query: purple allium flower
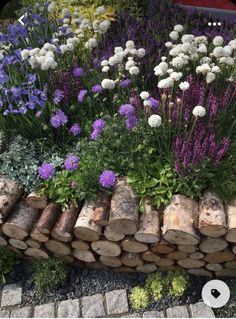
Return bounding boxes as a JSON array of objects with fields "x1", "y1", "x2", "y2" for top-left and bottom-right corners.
[
  {"x1": 38, "y1": 163, "x2": 55, "y2": 179},
  {"x1": 19, "y1": 106, "x2": 27, "y2": 114},
  {"x1": 50, "y1": 109, "x2": 68, "y2": 128},
  {"x1": 64, "y1": 154, "x2": 80, "y2": 171},
  {"x1": 119, "y1": 104, "x2": 135, "y2": 116},
  {"x1": 126, "y1": 115, "x2": 138, "y2": 130},
  {"x1": 119, "y1": 78, "x2": 132, "y2": 88},
  {"x1": 70, "y1": 123, "x2": 82, "y2": 136},
  {"x1": 92, "y1": 84, "x2": 103, "y2": 93},
  {"x1": 91, "y1": 129, "x2": 100, "y2": 140},
  {"x1": 99, "y1": 170, "x2": 116, "y2": 188},
  {"x1": 73, "y1": 67, "x2": 84, "y2": 77},
  {"x1": 28, "y1": 74, "x2": 36, "y2": 83},
  {"x1": 92, "y1": 119, "x2": 106, "y2": 130},
  {"x1": 78, "y1": 89, "x2": 87, "y2": 102},
  {"x1": 53, "y1": 89, "x2": 64, "y2": 104},
  {"x1": 148, "y1": 97, "x2": 160, "y2": 109},
  {"x1": 0, "y1": 71, "x2": 9, "y2": 85}
]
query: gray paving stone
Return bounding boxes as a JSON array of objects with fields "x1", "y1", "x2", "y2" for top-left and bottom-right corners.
[
  {"x1": 166, "y1": 305, "x2": 189, "y2": 318},
  {"x1": 143, "y1": 310, "x2": 165, "y2": 318},
  {"x1": 105, "y1": 289, "x2": 129, "y2": 315},
  {"x1": 1, "y1": 284, "x2": 22, "y2": 307},
  {"x1": 10, "y1": 306, "x2": 32, "y2": 318},
  {"x1": 57, "y1": 299, "x2": 80, "y2": 318},
  {"x1": 81, "y1": 294, "x2": 105, "y2": 318},
  {"x1": 34, "y1": 303, "x2": 55, "y2": 318},
  {"x1": 190, "y1": 302, "x2": 215, "y2": 318},
  {"x1": 122, "y1": 313, "x2": 141, "y2": 318},
  {"x1": 0, "y1": 310, "x2": 10, "y2": 318}
]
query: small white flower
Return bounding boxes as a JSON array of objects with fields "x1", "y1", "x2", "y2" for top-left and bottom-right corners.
[
  {"x1": 129, "y1": 66, "x2": 139, "y2": 75},
  {"x1": 130, "y1": 48, "x2": 138, "y2": 56},
  {"x1": 108, "y1": 56, "x2": 117, "y2": 66},
  {"x1": 198, "y1": 43, "x2": 207, "y2": 53},
  {"x1": 212, "y1": 66, "x2": 221, "y2": 73},
  {"x1": 148, "y1": 114, "x2": 162, "y2": 127},
  {"x1": 169, "y1": 31, "x2": 179, "y2": 41},
  {"x1": 126, "y1": 40, "x2": 135, "y2": 50},
  {"x1": 158, "y1": 77, "x2": 174, "y2": 89},
  {"x1": 102, "y1": 66, "x2": 110, "y2": 72},
  {"x1": 99, "y1": 20, "x2": 111, "y2": 32},
  {"x1": 48, "y1": 1, "x2": 57, "y2": 13},
  {"x1": 114, "y1": 46, "x2": 123, "y2": 54},
  {"x1": 213, "y1": 36, "x2": 224, "y2": 46},
  {"x1": 96, "y1": 6, "x2": 106, "y2": 15},
  {"x1": 101, "y1": 59, "x2": 109, "y2": 66},
  {"x1": 101, "y1": 79, "x2": 115, "y2": 90},
  {"x1": 192, "y1": 105, "x2": 206, "y2": 117},
  {"x1": 229, "y1": 39, "x2": 236, "y2": 50},
  {"x1": 165, "y1": 42, "x2": 173, "y2": 48},
  {"x1": 224, "y1": 57, "x2": 234, "y2": 65},
  {"x1": 213, "y1": 46, "x2": 224, "y2": 58},
  {"x1": 206, "y1": 72, "x2": 216, "y2": 84},
  {"x1": 140, "y1": 91, "x2": 150, "y2": 100},
  {"x1": 174, "y1": 24, "x2": 184, "y2": 32},
  {"x1": 170, "y1": 72, "x2": 182, "y2": 81},
  {"x1": 179, "y1": 81, "x2": 190, "y2": 91},
  {"x1": 223, "y1": 45, "x2": 233, "y2": 57},
  {"x1": 161, "y1": 56, "x2": 167, "y2": 61},
  {"x1": 21, "y1": 49, "x2": 30, "y2": 60},
  {"x1": 137, "y1": 48, "x2": 146, "y2": 58},
  {"x1": 143, "y1": 100, "x2": 152, "y2": 107},
  {"x1": 125, "y1": 60, "x2": 136, "y2": 70},
  {"x1": 181, "y1": 34, "x2": 194, "y2": 43},
  {"x1": 171, "y1": 56, "x2": 184, "y2": 68}
]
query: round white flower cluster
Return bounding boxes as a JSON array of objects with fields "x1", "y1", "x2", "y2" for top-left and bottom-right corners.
[
  {"x1": 140, "y1": 91, "x2": 151, "y2": 107},
  {"x1": 148, "y1": 114, "x2": 162, "y2": 127},
  {"x1": 101, "y1": 79, "x2": 116, "y2": 90},
  {"x1": 192, "y1": 105, "x2": 206, "y2": 117},
  {"x1": 154, "y1": 27, "x2": 236, "y2": 86}
]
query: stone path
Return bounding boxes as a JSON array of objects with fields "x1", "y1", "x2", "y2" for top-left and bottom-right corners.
[{"x1": 0, "y1": 284, "x2": 215, "y2": 318}]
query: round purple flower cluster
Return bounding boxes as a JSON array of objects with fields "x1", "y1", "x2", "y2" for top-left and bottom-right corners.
[
  {"x1": 70, "y1": 123, "x2": 81, "y2": 136},
  {"x1": 119, "y1": 79, "x2": 132, "y2": 88},
  {"x1": 73, "y1": 67, "x2": 84, "y2": 77},
  {"x1": 118, "y1": 103, "x2": 138, "y2": 130},
  {"x1": 38, "y1": 163, "x2": 55, "y2": 180},
  {"x1": 50, "y1": 109, "x2": 68, "y2": 128},
  {"x1": 92, "y1": 84, "x2": 103, "y2": 94},
  {"x1": 64, "y1": 154, "x2": 80, "y2": 171},
  {"x1": 91, "y1": 119, "x2": 106, "y2": 140},
  {"x1": 99, "y1": 170, "x2": 116, "y2": 188},
  {"x1": 78, "y1": 89, "x2": 87, "y2": 102}
]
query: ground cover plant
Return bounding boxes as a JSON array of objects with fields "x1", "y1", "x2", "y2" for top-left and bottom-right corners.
[
  {"x1": 0, "y1": 0, "x2": 236, "y2": 210},
  {"x1": 0, "y1": 247, "x2": 16, "y2": 284}
]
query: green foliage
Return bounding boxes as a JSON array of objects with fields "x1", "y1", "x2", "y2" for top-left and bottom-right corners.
[
  {"x1": 130, "y1": 287, "x2": 149, "y2": 310},
  {"x1": 31, "y1": 258, "x2": 68, "y2": 295},
  {"x1": 0, "y1": 247, "x2": 15, "y2": 284},
  {"x1": 164, "y1": 271, "x2": 190, "y2": 297},
  {"x1": 145, "y1": 272, "x2": 163, "y2": 301},
  {"x1": 0, "y1": 131, "x2": 9, "y2": 154}
]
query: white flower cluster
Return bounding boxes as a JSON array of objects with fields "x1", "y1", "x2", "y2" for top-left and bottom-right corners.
[
  {"x1": 100, "y1": 40, "x2": 145, "y2": 76},
  {"x1": 154, "y1": 25, "x2": 236, "y2": 86},
  {"x1": 148, "y1": 114, "x2": 162, "y2": 127},
  {"x1": 192, "y1": 105, "x2": 206, "y2": 117},
  {"x1": 140, "y1": 91, "x2": 151, "y2": 107}
]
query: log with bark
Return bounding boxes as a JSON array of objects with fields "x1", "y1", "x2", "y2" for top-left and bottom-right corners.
[
  {"x1": 24, "y1": 247, "x2": 49, "y2": 259},
  {"x1": 3, "y1": 202, "x2": 39, "y2": 239},
  {"x1": 104, "y1": 226, "x2": 125, "y2": 242},
  {"x1": 189, "y1": 252, "x2": 205, "y2": 260},
  {"x1": 150, "y1": 240, "x2": 176, "y2": 254},
  {"x1": 51, "y1": 205, "x2": 80, "y2": 242},
  {"x1": 187, "y1": 268, "x2": 213, "y2": 277},
  {"x1": 91, "y1": 240, "x2": 121, "y2": 257},
  {"x1": 178, "y1": 245, "x2": 197, "y2": 253},
  {"x1": 26, "y1": 239, "x2": 41, "y2": 249},
  {"x1": 198, "y1": 191, "x2": 227, "y2": 238},
  {"x1": 199, "y1": 237, "x2": 228, "y2": 253},
  {"x1": 224, "y1": 260, "x2": 236, "y2": 269},
  {"x1": 226, "y1": 198, "x2": 236, "y2": 243},
  {"x1": 74, "y1": 202, "x2": 101, "y2": 241},
  {"x1": 0, "y1": 235, "x2": 7, "y2": 246},
  {"x1": 205, "y1": 263, "x2": 223, "y2": 271},
  {"x1": 44, "y1": 239, "x2": 71, "y2": 256},
  {"x1": 71, "y1": 240, "x2": 90, "y2": 250},
  {"x1": 141, "y1": 251, "x2": 160, "y2": 263},
  {"x1": 134, "y1": 197, "x2": 160, "y2": 243},
  {"x1": 109, "y1": 178, "x2": 138, "y2": 235},
  {"x1": 93, "y1": 193, "x2": 111, "y2": 226},
  {"x1": 9, "y1": 238, "x2": 28, "y2": 250},
  {"x1": 136, "y1": 264, "x2": 157, "y2": 273},
  {"x1": 85, "y1": 261, "x2": 109, "y2": 271},
  {"x1": 167, "y1": 251, "x2": 188, "y2": 260},
  {"x1": 121, "y1": 238, "x2": 148, "y2": 253},
  {"x1": 204, "y1": 250, "x2": 235, "y2": 263},
  {"x1": 162, "y1": 195, "x2": 200, "y2": 245},
  {"x1": 177, "y1": 258, "x2": 205, "y2": 268},
  {"x1": 121, "y1": 252, "x2": 144, "y2": 267},
  {"x1": 73, "y1": 249, "x2": 96, "y2": 262},
  {"x1": 0, "y1": 177, "x2": 22, "y2": 225},
  {"x1": 155, "y1": 258, "x2": 175, "y2": 267},
  {"x1": 25, "y1": 192, "x2": 48, "y2": 209},
  {"x1": 215, "y1": 269, "x2": 236, "y2": 277},
  {"x1": 30, "y1": 227, "x2": 49, "y2": 242},
  {"x1": 36, "y1": 203, "x2": 61, "y2": 234},
  {"x1": 100, "y1": 256, "x2": 122, "y2": 267},
  {"x1": 232, "y1": 245, "x2": 236, "y2": 255}
]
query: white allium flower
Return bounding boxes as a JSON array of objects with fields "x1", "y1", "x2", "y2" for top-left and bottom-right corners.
[
  {"x1": 158, "y1": 77, "x2": 174, "y2": 89},
  {"x1": 161, "y1": 56, "x2": 167, "y2": 61},
  {"x1": 192, "y1": 105, "x2": 206, "y2": 117},
  {"x1": 169, "y1": 31, "x2": 179, "y2": 41},
  {"x1": 96, "y1": 6, "x2": 106, "y2": 15},
  {"x1": 224, "y1": 57, "x2": 234, "y2": 65},
  {"x1": 114, "y1": 46, "x2": 123, "y2": 54},
  {"x1": 137, "y1": 48, "x2": 146, "y2": 58},
  {"x1": 62, "y1": 8, "x2": 70, "y2": 17},
  {"x1": 165, "y1": 42, "x2": 173, "y2": 48},
  {"x1": 29, "y1": 48, "x2": 40, "y2": 56},
  {"x1": 114, "y1": 52, "x2": 124, "y2": 63},
  {"x1": 196, "y1": 63, "x2": 211, "y2": 74},
  {"x1": 108, "y1": 56, "x2": 117, "y2": 66},
  {"x1": 198, "y1": 43, "x2": 207, "y2": 53},
  {"x1": 229, "y1": 39, "x2": 236, "y2": 50},
  {"x1": 169, "y1": 44, "x2": 182, "y2": 56},
  {"x1": 181, "y1": 34, "x2": 194, "y2": 43},
  {"x1": 130, "y1": 48, "x2": 138, "y2": 56},
  {"x1": 63, "y1": 18, "x2": 70, "y2": 24},
  {"x1": 167, "y1": 68, "x2": 174, "y2": 74},
  {"x1": 48, "y1": 1, "x2": 57, "y2": 13},
  {"x1": 189, "y1": 53, "x2": 199, "y2": 61},
  {"x1": 223, "y1": 45, "x2": 233, "y2": 57},
  {"x1": 123, "y1": 48, "x2": 130, "y2": 56},
  {"x1": 99, "y1": 20, "x2": 111, "y2": 32},
  {"x1": 213, "y1": 36, "x2": 224, "y2": 46},
  {"x1": 148, "y1": 114, "x2": 162, "y2": 128},
  {"x1": 212, "y1": 66, "x2": 221, "y2": 73},
  {"x1": 140, "y1": 91, "x2": 150, "y2": 100},
  {"x1": 206, "y1": 72, "x2": 216, "y2": 83},
  {"x1": 129, "y1": 66, "x2": 140, "y2": 75},
  {"x1": 195, "y1": 35, "x2": 208, "y2": 44},
  {"x1": 88, "y1": 38, "x2": 97, "y2": 48},
  {"x1": 174, "y1": 24, "x2": 184, "y2": 32},
  {"x1": 143, "y1": 100, "x2": 152, "y2": 107},
  {"x1": 200, "y1": 57, "x2": 212, "y2": 64},
  {"x1": 67, "y1": 43, "x2": 74, "y2": 51},
  {"x1": 125, "y1": 60, "x2": 135, "y2": 70},
  {"x1": 21, "y1": 49, "x2": 30, "y2": 60},
  {"x1": 101, "y1": 79, "x2": 115, "y2": 90},
  {"x1": 171, "y1": 56, "x2": 184, "y2": 68},
  {"x1": 126, "y1": 40, "x2": 135, "y2": 50},
  {"x1": 179, "y1": 81, "x2": 190, "y2": 91},
  {"x1": 213, "y1": 46, "x2": 224, "y2": 58},
  {"x1": 170, "y1": 72, "x2": 182, "y2": 81},
  {"x1": 102, "y1": 66, "x2": 110, "y2": 72}
]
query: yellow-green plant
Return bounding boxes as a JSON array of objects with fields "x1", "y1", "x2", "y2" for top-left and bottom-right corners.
[
  {"x1": 145, "y1": 272, "x2": 163, "y2": 301},
  {"x1": 130, "y1": 287, "x2": 149, "y2": 310},
  {"x1": 169, "y1": 272, "x2": 190, "y2": 297}
]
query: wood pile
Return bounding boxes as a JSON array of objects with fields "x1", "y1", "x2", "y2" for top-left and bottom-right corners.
[{"x1": 1, "y1": 176, "x2": 236, "y2": 277}]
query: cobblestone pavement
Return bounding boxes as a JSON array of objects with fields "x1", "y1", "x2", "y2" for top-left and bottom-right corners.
[{"x1": 0, "y1": 284, "x2": 215, "y2": 318}]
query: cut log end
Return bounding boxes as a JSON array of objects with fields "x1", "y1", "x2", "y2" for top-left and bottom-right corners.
[
  {"x1": 44, "y1": 240, "x2": 71, "y2": 256},
  {"x1": 100, "y1": 256, "x2": 122, "y2": 268},
  {"x1": 91, "y1": 240, "x2": 121, "y2": 257},
  {"x1": 25, "y1": 192, "x2": 48, "y2": 209},
  {"x1": 24, "y1": 248, "x2": 49, "y2": 259}
]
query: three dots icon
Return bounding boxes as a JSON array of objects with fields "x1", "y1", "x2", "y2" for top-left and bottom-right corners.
[{"x1": 208, "y1": 22, "x2": 222, "y2": 26}]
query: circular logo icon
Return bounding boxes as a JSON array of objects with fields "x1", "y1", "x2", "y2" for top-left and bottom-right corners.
[{"x1": 202, "y1": 280, "x2": 230, "y2": 308}]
